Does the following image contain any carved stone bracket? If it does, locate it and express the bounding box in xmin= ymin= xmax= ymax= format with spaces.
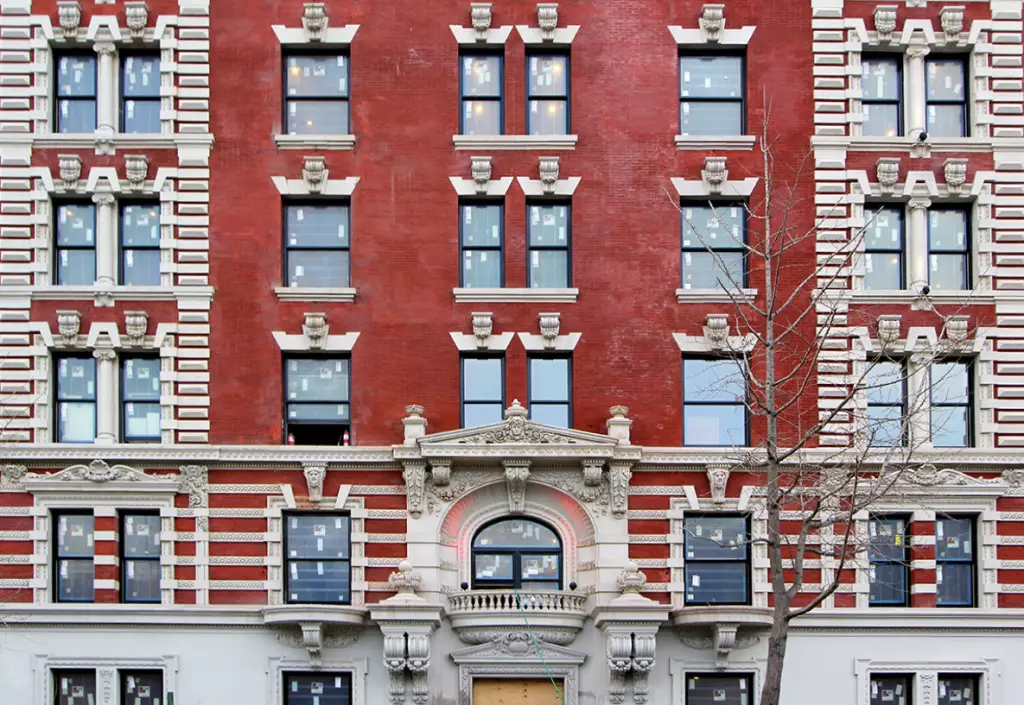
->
xmin=503 ymin=459 xmax=531 ymax=513
xmin=539 ymin=156 xmax=559 ymax=192
xmin=124 ymin=310 xmax=149 ymax=347
xmin=303 ymin=312 xmax=328 ymax=350
xmin=1 ymin=464 xmax=26 ymax=490
xmin=702 ymin=156 xmax=727 ymax=194
xmin=703 ymin=313 xmax=729 ymax=350
xmin=471 ymin=2 xmax=493 ymax=41
xmin=430 ymin=459 xmax=452 ymax=487
xmin=608 ymin=461 xmax=632 ymax=518
xmin=700 ymin=4 xmax=725 ymax=42
xmin=57 ymin=310 xmax=81 ymax=346
xmin=303 ymin=464 xmax=326 ymax=502
xmin=303 ymin=156 xmax=328 ymax=193
xmin=537 ymin=2 xmax=558 ymax=41
xmin=58 ymin=154 xmax=82 ymax=188
xmin=539 ymin=312 xmax=560 ymax=348
xmin=125 ymin=154 xmax=149 ymax=188
xmin=595 ymin=589 xmax=667 ymax=705
xmin=403 ymin=461 xmax=428 ymax=518
xmin=941 ymin=6 xmax=964 ymax=42
xmin=125 ymin=2 xmax=149 ymax=39
xmin=178 ymin=465 xmax=209 ymax=530
xmin=57 ymin=2 xmax=82 ymax=35
xmin=876 ymin=157 xmax=900 ymax=194
xmin=873 ymin=5 xmax=897 ymax=42
xmin=300 ymin=621 xmax=326 ymax=667
xmin=944 ymin=158 xmax=968 ymax=196
xmin=877 ymin=314 xmax=901 ymax=348
xmin=472 ymin=311 xmax=493 ymax=348
xmin=370 ymin=590 xmax=442 ymax=705
xmin=302 ymin=2 xmax=328 ymax=41
xmin=713 ymin=623 xmax=739 ymax=668
xmin=706 ymin=464 xmax=730 ymax=506
xmin=471 ymin=156 xmax=492 ymax=193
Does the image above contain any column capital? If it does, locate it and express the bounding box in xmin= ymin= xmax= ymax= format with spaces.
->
xmin=92 ymin=348 xmax=116 ymax=361
xmin=91 ymin=193 xmax=116 ymax=206
xmin=906 ymin=44 xmax=930 ymax=60
xmin=93 ymin=42 xmax=116 ymax=55
xmin=908 ymin=198 xmax=932 ymax=211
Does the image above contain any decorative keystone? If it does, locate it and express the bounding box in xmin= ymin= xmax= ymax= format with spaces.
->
xmin=302 ymin=312 xmax=328 ymax=350
xmin=706 ymin=464 xmax=730 ymax=505
xmin=539 ymin=312 xmax=560 ymax=349
xmin=388 ymin=560 xmax=423 ymax=594
xmin=616 ymin=562 xmax=647 ymax=594
xmin=303 ymin=464 xmax=326 ymax=502
xmin=472 ymin=311 xmax=493 ymax=348
xmin=471 ymin=2 xmax=493 ymax=41
xmin=58 ymin=154 xmax=82 ymax=189
xmin=944 ymin=158 xmax=968 ymax=196
xmin=470 ymin=156 xmax=492 ymax=194
xmin=124 ymin=2 xmax=149 ymax=39
xmin=876 ymin=158 xmax=900 ymax=194
xmin=124 ymin=154 xmax=149 ymax=188
xmin=700 ymin=4 xmax=725 ymax=42
xmin=57 ymin=310 xmax=81 ymax=346
xmin=539 ymin=156 xmax=559 ymax=193
xmin=302 ymin=2 xmax=328 ymax=42
xmin=704 ymin=313 xmax=730 ymax=349
xmin=702 ymin=156 xmax=728 ymax=195
xmin=302 ymin=156 xmax=328 ymax=194
xmin=873 ymin=5 xmax=898 ymax=41
xmin=537 ymin=3 xmax=559 ymax=41
xmin=124 ymin=310 xmax=149 ymax=346
xmin=941 ymin=6 xmax=964 ymax=42
xmin=606 ymin=405 xmax=632 ymax=445
xmin=945 ymin=316 xmax=969 ymax=344
xmin=877 ymin=314 xmax=901 ymax=346
xmin=57 ymin=2 xmax=82 ymax=34
xmin=402 ymin=405 xmax=427 ymax=445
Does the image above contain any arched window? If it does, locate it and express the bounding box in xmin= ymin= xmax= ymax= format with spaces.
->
xmin=471 ymin=518 xmax=562 ymax=590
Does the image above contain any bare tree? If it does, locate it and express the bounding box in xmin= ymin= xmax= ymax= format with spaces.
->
xmin=674 ymin=99 xmax=982 ymax=705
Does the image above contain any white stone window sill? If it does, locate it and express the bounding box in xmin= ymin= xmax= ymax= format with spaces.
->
xmin=452 ymin=134 xmax=578 ymax=151
xmin=0 ymin=285 xmax=214 ymax=302
xmin=674 ymin=135 xmax=756 ymax=151
xmin=274 ymin=286 xmax=357 ymax=302
xmin=676 ymin=288 xmax=757 ymax=304
xmin=452 ymin=287 xmax=579 ymax=303
xmin=274 ymin=134 xmax=357 ymax=150
xmin=847 ymin=289 xmax=996 ymax=305
xmin=811 ymin=136 xmax=994 ymax=153
xmin=10 ymin=133 xmax=213 ymax=152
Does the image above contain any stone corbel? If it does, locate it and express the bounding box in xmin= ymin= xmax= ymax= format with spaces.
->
xmin=407 ymin=633 xmax=431 ymax=704
xmin=451 ymin=3 xmax=513 ymax=45
xmin=302 ymin=2 xmax=328 ymax=41
xmin=58 ymin=154 xmax=82 ymax=189
xmin=944 ymin=158 xmax=968 ymax=196
xmin=608 ymin=460 xmax=632 ymax=518
xmin=403 ymin=460 xmax=428 ymax=518
xmin=517 ymin=312 xmax=582 ymax=351
xmin=517 ymin=157 xmax=582 ymax=197
xmin=940 ymin=6 xmax=964 ymax=43
xmin=303 ymin=464 xmax=326 ymax=502
xmin=123 ymin=310 xmax=148 ymax=347
xmin=877 ymin=314 xmax=901 ymax=349
xmin=124 ymin=2 xmax=149 ymax=40
xmin=302 ymin=312 xmax=328 ymax=350
xmin=876 ymin=158 xmax=900 ymax=195
xmin=57 ymin=2 xmax=82 ymax=37
xmin=674 ymin=316 xmax=756 ymax=355
xmin=472 ymin=311 xmax=493 ymax=347
xmin=714 ymin=623 xmax=740 ymax=668
xmin=273 ymin=316 xmax=359 ymax=352
xmin=503 ymin=459 xmax=531 ymax=514
xmin=300 ymin=621 xmax=325 ymax=666
xmin=302 ymin=156 xmax=327 ymax=194
xmin=516 ymin=2 xmax=581 ymax=45
xmin=706 ymin=464 xmax=730 ymax=506
xmin=430 ymin=459 xmax=451 ymax=486
xmin=671 ymin=166 xmax=758 ymax=198
xmin=57 ymin=310 xmax=82 ymax=347
xmin=272 ymin=3 xmax=359 ymax=45
xmin=873 ymin=5 xmax=898 ymax=42
xmin=700 ymin=4 xmax=725 ymax=42
xmin=450 ymin=158 xmax=514 ymax=197
xmin=449 ymin=312 xmax=515 ymax=351
xmin=383 ymin=633 xmax=408 ymax=704
xmin=272 ymin=164 xmax=357 ymax=197
xmin=124 ymin=154 xmax=148 ymax=189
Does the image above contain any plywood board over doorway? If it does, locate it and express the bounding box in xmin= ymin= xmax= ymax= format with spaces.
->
xmin=472 ymin=678 xmax=566 ymax=705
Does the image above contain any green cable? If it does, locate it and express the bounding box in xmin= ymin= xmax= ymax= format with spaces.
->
xmin=513 ymin=588 xmax=567 ymax=705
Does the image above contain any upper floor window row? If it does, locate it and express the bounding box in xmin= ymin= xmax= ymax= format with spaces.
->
xmin=863 ymin=205 xmax=971 ymax=292
xmin=55 ymin=52 xmax=161 ymax=134
xmin=285 ymin=53 xmax=350 ymax=135
xmin=56 ymin=200 xmax=161 ymax=287
xmin=460 ymin=52 xmax=571 ymax=136
xmin=56 ymin=354 xmax=161 ymax=444
xmin=862 ymin=55 xmax=969 ymax=138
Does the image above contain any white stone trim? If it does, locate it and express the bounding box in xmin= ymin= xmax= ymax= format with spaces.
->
xmin=271 ymin=26 xmax=360 ymax=45
xmin=516 ymin=175 xmax=581 ymax=197
xmin=674 ymin=135 xmax=757 ymax=150
xmin=266 ymin=657 xmax=369 ymax=705
xmin=448 ymin=176 xmax=513 ymax=197
xmin=675 ymin=288 xmax=758 ymax=304
xmin=273 ymin=287 xmax=357 ymax=303
xmin=853 ymin=657 xmax=1000 ymax=705
xmin=452 ymin=134 xmax=578 ymax=150
xmin=452 ymin=287 xmax=579 ymax=303
xmin=670 ymin=657 xmax=765 ymax=705
xmin=272 ymin=330 xmax=361 ymax=352
xmin=671 ymin=176 xmax=759 ymax=198
xmin=448 ymin=331 xmax=515 ymax=352
xmin=672 ymin=331 xmax=757 ymax=354
xmin=452 ymin=642 xmax=585 ymax=705
xmin=667 ymin=25 xmax=757 ymax=47
xmin=273 ymin=134 xmax=357 ymax=151
xmin=449 ymin=25 xmax=513 ymax=45
xmin=517 ymin=331 xmax=581 ymax=351
xmin=272 ymin=175 xmax=359 ymax=197
xmin=32 ymin=654 xmax=179 ymax=705
xmin=515 ymin=26 xmax=580 ymax=45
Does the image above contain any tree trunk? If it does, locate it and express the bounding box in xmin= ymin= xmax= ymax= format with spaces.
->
xmin=760 ymin=612 xmax=791 ymax=705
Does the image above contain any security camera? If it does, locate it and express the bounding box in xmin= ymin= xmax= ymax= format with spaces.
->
xmin=921 ymin=284 xmax=931 ymax=296
xmin=918 ymin=131 xmax=928 ymax=142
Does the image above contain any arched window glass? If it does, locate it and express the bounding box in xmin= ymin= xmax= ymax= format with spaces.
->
xmin=471 ymin=518 xmax=562 ymax=590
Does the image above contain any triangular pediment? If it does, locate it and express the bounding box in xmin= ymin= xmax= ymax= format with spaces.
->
xmin=451 ymin=634 xmax=587 ymax=666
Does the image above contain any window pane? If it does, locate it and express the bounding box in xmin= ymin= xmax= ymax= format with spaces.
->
xmin=684 ymin=359 xmax=746 ymax=403
xmin=530 ymin=358 xmax=569 ymax=402
xmin=937 ymin=561 xmax=973 ymax=605
xmin=938 ymin=677 xmax=977 ymax=705
xmin=530 ymin=403 xmax=569 ymax=427
xmin=463 ymin=402 xmax=503 ymax=427
xmin=530 ymin=250 xmax=568 ymax=288
xmin=529 ymin=100 xmax=567 ymax=135
xmin=57 ymin=204 xmax=97 ymax=246
xmin=55 ymin=671 xmax=97 ymax=705
xmin=288 ymin=250 xmax=350 ymax=287
xmin=58 ymin=514 xmax=94 ymax=556
xmin=122 ymin=204 xmax=161 ymax=247
xmin=685 ymin=517 xmax=748 ymax=559
xmin=287 ymin=206 xmax=349 ymax=248
xmin=521 ymin=554 xmax=560 ymax=580
xmin=124 ymin=402 xmax=161 ymax=440
xmin=57 ymin=56 xmax=96 ymax=96
xmin=475 ymin=520 xmax=560 ymax=548
xmin=931 ymin=405 xmax=969 ymax=447
xmin=287 ymin=561 xmax=351 ymax=603
xmin=929 ymin=254 xmax=966 ymax=290
xmin=462 ymin=56 xmax=501 ymax=97
xmin=59 ymin=402 xmax=96 ymax=442
xmin=862 ymin=59 xmax=900 ymax=100
xmin=123 ymin=99 xmax=161 ymax=133
xmin=474 ymin=553 xmax=513 ymax=580
xmin=936 ymin=518 xmax=973 ymax=560
xmin=529 ymin=205 xmax=569 ymax=246
xmin=685 ymin=562 xmax=748 ymax=603
xmin=686 ymin=676 xmax=751 ymax=705
xmin=931 ymin=363 xmax=969 ymax=405
xmin=869 ymin=562 xmax=907 ymax=604
xmin=123 ymin=358 xmax=160 ymax=400
xmin=927 ymin=60 xmax=965 ymax=101
xmin=122 ymin=56 xmax=160 ymax=97
xmin=464 ymin=358 xmax=502 ymax=401
xmin=462 ymin=100 xmax=501 ymax=134
xmin=870 ymin=676 xmax=911 ymax=705
xmin=867 ymin=413 xmax=903 ymax=447
xmin=287 ymin=403 xmax=349 ymax=423
xmin=928 ymin=104 xmax=966 ymax=138
xmin=862 ymin=103 xmax=900 ymax=137
xmin=286 ymin=359 xmax=349 ymax=402
xmin=864 ymin=362 xmax=903 ymax=405
xmin=58 ymin=559 xmax=94 ymax=600
xmin=124 ymin=514 xmax=161 ymax=556
xmin=462 ymin=249 xmax=501 ymax=288
xmin=58 ymin=100 xmax=97 ymax=133
xmin=682 ymin=205 xmax=744 ymax=249
xmin=864 ymin=208 xmax=903 ymax=250
xmin=684 ymin=405 xmax=746 ymax=446
xmin=285 ymin=673 xmax=352 ymax=705
xmin=679 ymin=56 xmax=743 ymax=98
xmin=123 ymin=249 xmax=161 ymax=286
xmin=57 ymin=249 xmax=96 ymax=285
xmin=929 ymin=210 xmax=968 ymax=250
xmin=868 ymin=518 xmax=906 ymax=561
xmin=680 ymin=101 xmax=743 ymax=136
xmin=529 ymin=56 xmax=567 ymax=96
xmin=683 ymin=251 xmax=745 ymax=289
xmin=122 ymin=672 xmax=164 ymax=705
xmin=287 ymin=515 xmax=350 ymax=559
xmin=462 ymin=205 xmax=502 ymax=246
xmin=58 ymin=357 xmax=96 ymax=400
xmin=124 ymin=558 xmax=161 ymax=601
xmin=288 ymin=100 xmax=349 ymax=134
xmin=863 ymin=252 xmax=901 ymax=289
xmin=286 ymin=56 xmax=348 ymax=97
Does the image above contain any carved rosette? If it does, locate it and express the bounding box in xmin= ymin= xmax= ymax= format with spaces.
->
xmin=876 ymin=158 xmax=900 ymax=194
xmin=57 ymin=1 xmax=82 ymax=33
xmin=471 ymin=156 xmax=492 ymax=193
xmin=302 ymin=156 xmax=328 ymax=194
xmin=700 ymin=3 xmax=725 ymax=42
xmin=539 ymin=156 xmax=559 ymax=192
xmin=303 ymin=464 xmax=326 ymax=502
xmin=873 ymin=5 xmax=897 ymax=41
xmin=124 ymin=310 xmax=149 ymax=346
xmin=470 ymin=2 xmax=493 ymax=41
xmin=471 ymin=311 xmax=493 ymax=347
xmin=58 ymin=154 xmax=82 ymax=189
xmin=57 ymin=310 xmax=81 ymax=346
xmin=609 ymin=461 xmax=632 ymax=517
xmin=403 ymin=461 xmax=427 ymax=518
xmin=303 ymin=312 xmax=328 ymax=350
xmin=702 ymin=156 xmax=727 ymax=194
xmin=504 ymin=459 xmax=531 ymax=514
xmin=125 ymin=2 xmax=149 ymax=39
xmin=539 ymin=312 xmax=560 ymax=349
xmin=302 ymin=2 xmax=328 ymax=41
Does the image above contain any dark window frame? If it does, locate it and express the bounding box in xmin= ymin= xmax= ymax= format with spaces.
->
xmin=864 ymin=204 xmax=906 ymax=290
xmin=54 ymin=353 xmax=97 ymax=444
xmin=684 ymin=672 xmax=755 ymax=705
xmin=678 ymin=51 xmax=747 ymax=136
xmin=120 ymin=354 xmax=161 ymax=444
xmin=119 ymin=670 xmax=164 ymax=705
xmin=53 ymin=669 xmax=97 ymax=705
xmin=459 ymin=50 xmax=504 ymax=135
xmin=282 ymin=354 xmax=352 ymax=445
xmin=470 ymin=517 xmax=563 ymax=590
xmin=53 ymin=200 xmax=98 ymax=286
xmin=868 ymin=514 xmax=911 ymax=607
xmin=283 ymin=671 xmax=354 ymax=705
xmin=282 ymin=50 xmax=351 ymax=136
xmin=282 ymin=200 xmax=352 ymax=289
xmin=929 ymin=358 xmax=974 ymax=448
xmin=861 ymin=54 xmax=905 ymax=137
xmin=526 ymin=199 xmax=572 ymax=288
xmin=869 ymin=674 xmax=914 ymax=705
xmin=935 ymin=514 xmax=977 ymax=607
xmin=937 ymin=674 xmax=980 ymax=705
xmin=926 ymin=55 xmax=970 ymax=138
xmin=527 ymin=353 xmax=572 ymax=427
xmin=681 ymin=356 xmax=749 ymax=447
xmin=680 ymin=200 xmax=748 ymax=289
xmin=118 ymin=51 xmax=162 ymax=134
xmin=460 ymin=353 xmax=505 ymax=428
xmin=927 ymin=206 xmax=971 ymax=290
xmin=119 ymin=200 xmax=162 ymax=286
xmin=459 ymin=199 xmax=505 ymax=288
xmin=119 ymin=510 xmax=161 ymax=604
xmin=283 ymin=511 xmax=353 ymax=606
xmin=526 ymin=51 xmax=570 ymax=135
xmin=52 ymin=510 xmax=94 ymax=604
xmin=865 ymin=358 xmax=908 ymax=447
xmin=53 ymin=51 xmax=98 ymax=133
xmin=683 ymin=514 xmax=752 ymax=606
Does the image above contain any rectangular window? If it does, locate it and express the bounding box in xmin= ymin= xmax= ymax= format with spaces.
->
xmin=938 ymin=675 xmax=979 ymax=705
xmin=528 ymin=356 xmax=571 ymax=427
xmin=862 ymin=57 xmax=902 ymax=137
xmin=54 ymin=512 xmax=94 ymax=603
xmin=870 ymin=674 xmax=912 ymax=705
xmin=121 ymin=671 xmax=163 ymax=705
xmin=928 ymin=209 xmax=969 ymax=290
xmin=863 ymin=206 xmax=904 ymax=290
xmin=681 ymin=203 xmax=746 ymax=289
xmin=864 ymin=360 xmax=906 ymax=447
xmin=55 ymin=202 xmax=97 ymax=285
xmin=284 ymin=514 xmax=352 ymax=604
xmin=936 ymin=516 xmax=975 ymax=607
xmin=285 ymin=54 xmax=350 ymax=135
xmin=120 ymin=512 xmax=161 ymax=603
xmin=56 ymin=356 xmax=97 ymax=443
xmin=527 ymin=54 xmax=568 ymax=135
xmin=679 ymin=55 xmax=744 ymax=136
xmin=527 ymin=201 xmax=570 ymax=288
xmin=120 ymin=54 xmax=161 ymax=133
xmin=682 ymin=358 xmax=747 ymax=447
xmin=683 ymin=515 xmax=750 ymax=605
xmin=930 ymin=361 xmax=972 ymax=448
xmin=927 ymin=57 xmax=968 ymax=138
xmin=868 ymin=515 xmax=909 ymax=606
xmin=284 ymin=672 xmax=353 ymax=705
xmin=462 ymin=355 xmax=504 ymax=427
xmin=122 ymin=357 xmax=161 ymax=443
xmin=685 ymin=673 xmax=753 ymax=705
xmin=460 ymin=54 xmax=503 ymax=135
xmin=55 ymin=53 xmax=97 ymax=133
xmin=54 ymin=670 xmax=97 ymax=705
xmin=460 ymin=201 xmax=503 ymax=288
xmin=120 ymin=202 xmax=161 ymax=285
xmin=284 ymin=357 xmax=350 ymax=445
xmin=284 ymin=203 xmax=350 ymax=288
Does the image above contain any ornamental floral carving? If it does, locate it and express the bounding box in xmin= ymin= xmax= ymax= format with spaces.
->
xmin=537 ymin=3 xmax=559 ymax=40
xmin=941 ymin=6 xmax=964 ymax=41
xmin=609 ymin=461 xmax=632 ymax=517
xmin=125 ymin=154 xmax=149 ymax=188
xmin=873 ymin=5 xmax=897 ymax=41
xmin=302 ymin=312 xmax=328 ymax=350
xmin=539 ymin=156 xmax=559 ymax=192
xmin=57 ymin=310 xmax=81 ymax=346
xmin=58 ymin=154 xmax=82 ymax=189
xmin=470 ymin=2 xmax=493 ymax=41
xmin=472 ymin=311 xmax=493 ymax=348
xmin=616 ymin=562 xmax=647 ymax=593
xmin=876 ymin=314 xmax=901 ymax=346
xmin=1004 ymin=468 xmax=1024 ymax=487
xmin=430 ymin=459 xmax=452 ymax=486
xmin=178 ymin=465 xmax=209 ymax=508
xmin=532 ymin=469 xmax=609 ymax=514
xmin=387 ymin=560 xmax=423 ymax=593
xmin=403 ymin=461 xmax=427 ymax=518
xmin=303 ymin=464 xmax=326 ymax=502
xmin=539 ymin=312 xmax=560 ymax=348
xmin=702 ymin=156 xmax=727 ymax=194
xmin=704 ymin=313 xmax=729 ymax=349
xmin=302 ymin=2 xmax=328 ymax=42
xmin=944 ymin=158 xmax=968 ymax=196
xmin=124 ymin=310 xmax=149 ymax=346
xmin=125 ymin=2 xmax=149 ymax=39
xmin=945 ymin=315 xmax=969 ymax=345
xmin=471 ymin=156 xmax=492 ymax=193
xmin=302 ymin=156 xmax=327 ymax=194
xmin=1 ymin=464 xmax=26 ymax=490
xmin=700 ymin=4 xmax=725 ymax=42
xmin=458 ymin=401 xmax=574 ymax=444
xmin=900 ymin=464 xmax=1000 ymax=487
xmin=876 ymin=158 xmax=900 ymax=194
xmin=504 ymin=459 xmax=531 ymax=513
xmin=706 ymin=464 xmax=730 ymax=505
xmin=44 ymin=459 xmax=152 ymax=482
xmin=57 ymin=2 xmax=82 ymax=34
